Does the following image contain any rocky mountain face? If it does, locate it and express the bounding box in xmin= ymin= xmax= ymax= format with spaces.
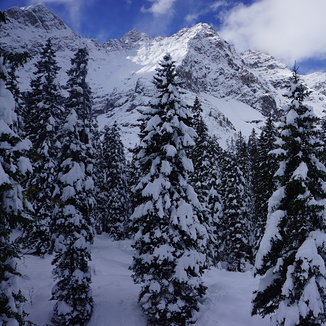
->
xmin=1 ymin=4 xmax=326 ymax=149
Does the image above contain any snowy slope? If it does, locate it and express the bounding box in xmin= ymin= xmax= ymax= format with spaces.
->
xmin=1 ymin=4 xmax=326 ymax=150
xmin=18 ymin=235 xmax=269 ymax=326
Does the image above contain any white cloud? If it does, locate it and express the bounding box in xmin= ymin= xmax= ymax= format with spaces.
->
xmin=185 ymin=13 xmax=199 ymax=24
xmin=220 ymin=0 xmax=326 ymax=65
xmin=184 ymin=1 xmax=228 ymax=26
xmin=28 ymin=0 xmax=84 ymax=31
xmin=141 ymin=0 xmax=176 ymax=16
xmin=210 ymin=1 xmax=227 ymax=11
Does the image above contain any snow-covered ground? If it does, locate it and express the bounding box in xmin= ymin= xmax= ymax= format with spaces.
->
xmin=18 ymin=235 xmax=270 ymax=326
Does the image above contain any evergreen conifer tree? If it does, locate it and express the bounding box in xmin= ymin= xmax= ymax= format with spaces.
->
xmin=253 ymin=115 xmax=278 ymax=251
xmin=218 ymin=150 xmax=253 ymax=271
xmin=247 ymin=129 xmax=260 ymax=249
xmin=205 ymin=135 xmax=223 ymax=263
xmin=0 ymin=37 xmax=33 ymax=325
xmin=252 ymin=69 xmax=326 ymax=326
xmin=97 ymin=122 xmax=131 ymax=238
xmin=5 ymin=63 xmax=26 ymax=136
xmin=21 ymin=38 xmax=64 ymax=255
xmin=51 ymin=48 xmax=94 ymax=326
xmin=91 ymin=117 xmax=103 ymax=234
xmin=189 ymin=96 xmax=222 ymax=264
xmin=131 ymin=54 xmax=207 ymax=326
xmin=248 ymin=128 xmax=259 ymax=183
xmin=321 ymin=110 xmax=326 ymax=165
xmin=235 ymin=131 xmax=250 ymax=176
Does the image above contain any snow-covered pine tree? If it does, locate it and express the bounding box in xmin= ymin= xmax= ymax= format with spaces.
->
xmin=128 ymin=148 xmax=142 ymax=220
xmin=0 ymin=27 xmax=33 ymax=325
xmin=24 ymin=38 xmax=63 ymax=150
xmin=90 ymin=116 xmax=102 ymax=234
xmin=247 ymin=128 xmax=260 ymax=250
xmin=205 ymin=135 xmax=223 ymax=264
xmin=21 ymin=38 xmax=64 ymax=255
xmin=51 ymin=48 xmax=94 ymax=326
xmin=252 ymin=115 xmax=278 ymax=252
xmin=218 ymin=150 xmax=253 ymax=271
xmin=189 ymin=96 xmax=222 ymax=264
xmin=252 ymin=69 xmax=326 ymax=326
xmin=321 ymin=110 xmax=326 ymax=165
xmin=131 ymin=54 xmax=207 ymax=326
xmin=5 ymin=62 xmax=28 ymax=136
xmin=248 ymin=128 xmax=259 ymax=181
xmin=235 ymin=131 xmax=250 ymax=177
xmin=97 ymin=122 xmax=131 ymax=238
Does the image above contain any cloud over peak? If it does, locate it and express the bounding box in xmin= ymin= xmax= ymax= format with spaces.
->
xmin=220 ymin=0 xmax=326 ymax=64
xmin=28 ymin=0 xmax=85 ymax=31
xmin=141 ymin=0 xmax=176 ymax=16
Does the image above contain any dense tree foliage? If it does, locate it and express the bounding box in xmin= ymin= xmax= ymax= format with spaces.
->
xmin=97 ymin=122 xmax=131 ymax=238
xmin=0 ymin=13 xmax=33 ymax=324
xmin=252 ymin=116 xmax=278 ymax=251
xmin=51 ymin=48 xmax=95 ymax=326
xmin=218 ymin=150 xmax=253 ymax=271
xmin=21 ymin=39 xmax=64 ymax=255
xmin=189 ymin=96 xmax=222 ymax=264
xmin=252 ymin=69 xmax=326 ymax=326
xmin=131 ymin=54 xmax=208 ymax=326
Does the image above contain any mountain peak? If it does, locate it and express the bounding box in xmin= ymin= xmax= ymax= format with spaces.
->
xmin=173 ymin=22 xmax=220 ymax=43
xmin=20 ymin=3 xmax=47 ymax=11
xmin=5 ymin=4 xmax=67 ymax=32
xmin=103 ymin=29 xmax=151 ymax=52
xmin=191 ymin=22 xmax=216 ymax=32
xmin=121 ymin=29 xmax=151 ymax=43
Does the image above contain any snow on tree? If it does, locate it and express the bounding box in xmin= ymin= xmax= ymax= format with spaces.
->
xmin=252 ymin=69 xmax=326 ymax=326
xmin=247 ymin=128 xmax=261 ymax=252
xmin=21 ymin=38 xmax=64 ymax=255
xmin=0 ymin=33 xmax=33 ymax=325
xmin=131 ymin=54 xmax=208 ymax=326
xmin=321 ymin=110 xmax=326 ymax=165
xmin=90 ymin=116 xmax=102 ymax=234
xmin=189 ymin=96 xmax=222 ymax=264
xmin=252 ymin=115 xmax=278 ymax=252
xmin=205 ymin=135 xmax=224 ymax=262
xmin=5 ymin=61 xmax=29 ymax=137
xmin=218 ymin=150 xmax=253 ymax=271
xmin=51 ymin=48 xmax=94 ymax=326
xmin=235 ymin=131 xmax=250 ymax=177
xmin=97 ymin=122 xmax=131 ymax=239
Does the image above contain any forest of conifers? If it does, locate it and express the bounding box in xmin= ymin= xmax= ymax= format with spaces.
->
xmin=1 ymin=14 xmax=326 ymax=326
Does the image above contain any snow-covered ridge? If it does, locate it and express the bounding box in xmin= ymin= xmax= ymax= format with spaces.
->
xmin=1 ymin=4 xmax=326 ymax=149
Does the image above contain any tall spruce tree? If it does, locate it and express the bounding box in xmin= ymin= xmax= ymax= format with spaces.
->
xmin=21 ymin=38 xmax=64 ymax=255
xmin=205 ymin=135 xmax=223 ymax=264
xmin=91 ymin=117 xmax=103 ymax=234
xmin=97 ymin=122 xmax=131 ymax=238
xmin=5 ymin=63 xmax=26 ymax=136
xmin=321 ymin=110 xmax=326 ymax=165
xmin=189 ymin=96 xmax=222 ymax=264
xmin=0 ymin=33 xmax=33 ymax=325
xmin=247 ymin=128 xmax=260 ymax=250
xmin=131 ymin=54 xmax=207 ymax=326
xmin=51 ymin=48 xmax=94 ymax=326
xmin=235 ymin=131 xmax=250 ymax=177
xmin=252 ymin=69 xmax=326 ymax=326
xmin=253 ymin=115 xmax=278 ymax=251
xmin=218 ymin=150 xmax=253 ymax=271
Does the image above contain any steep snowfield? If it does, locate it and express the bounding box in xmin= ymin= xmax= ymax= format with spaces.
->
xmin=18 ymin=235 xmax=269 ymax=326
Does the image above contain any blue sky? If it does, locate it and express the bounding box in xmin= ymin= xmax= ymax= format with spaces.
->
xmin=1 ymin=0 xmax=326 ymax=74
